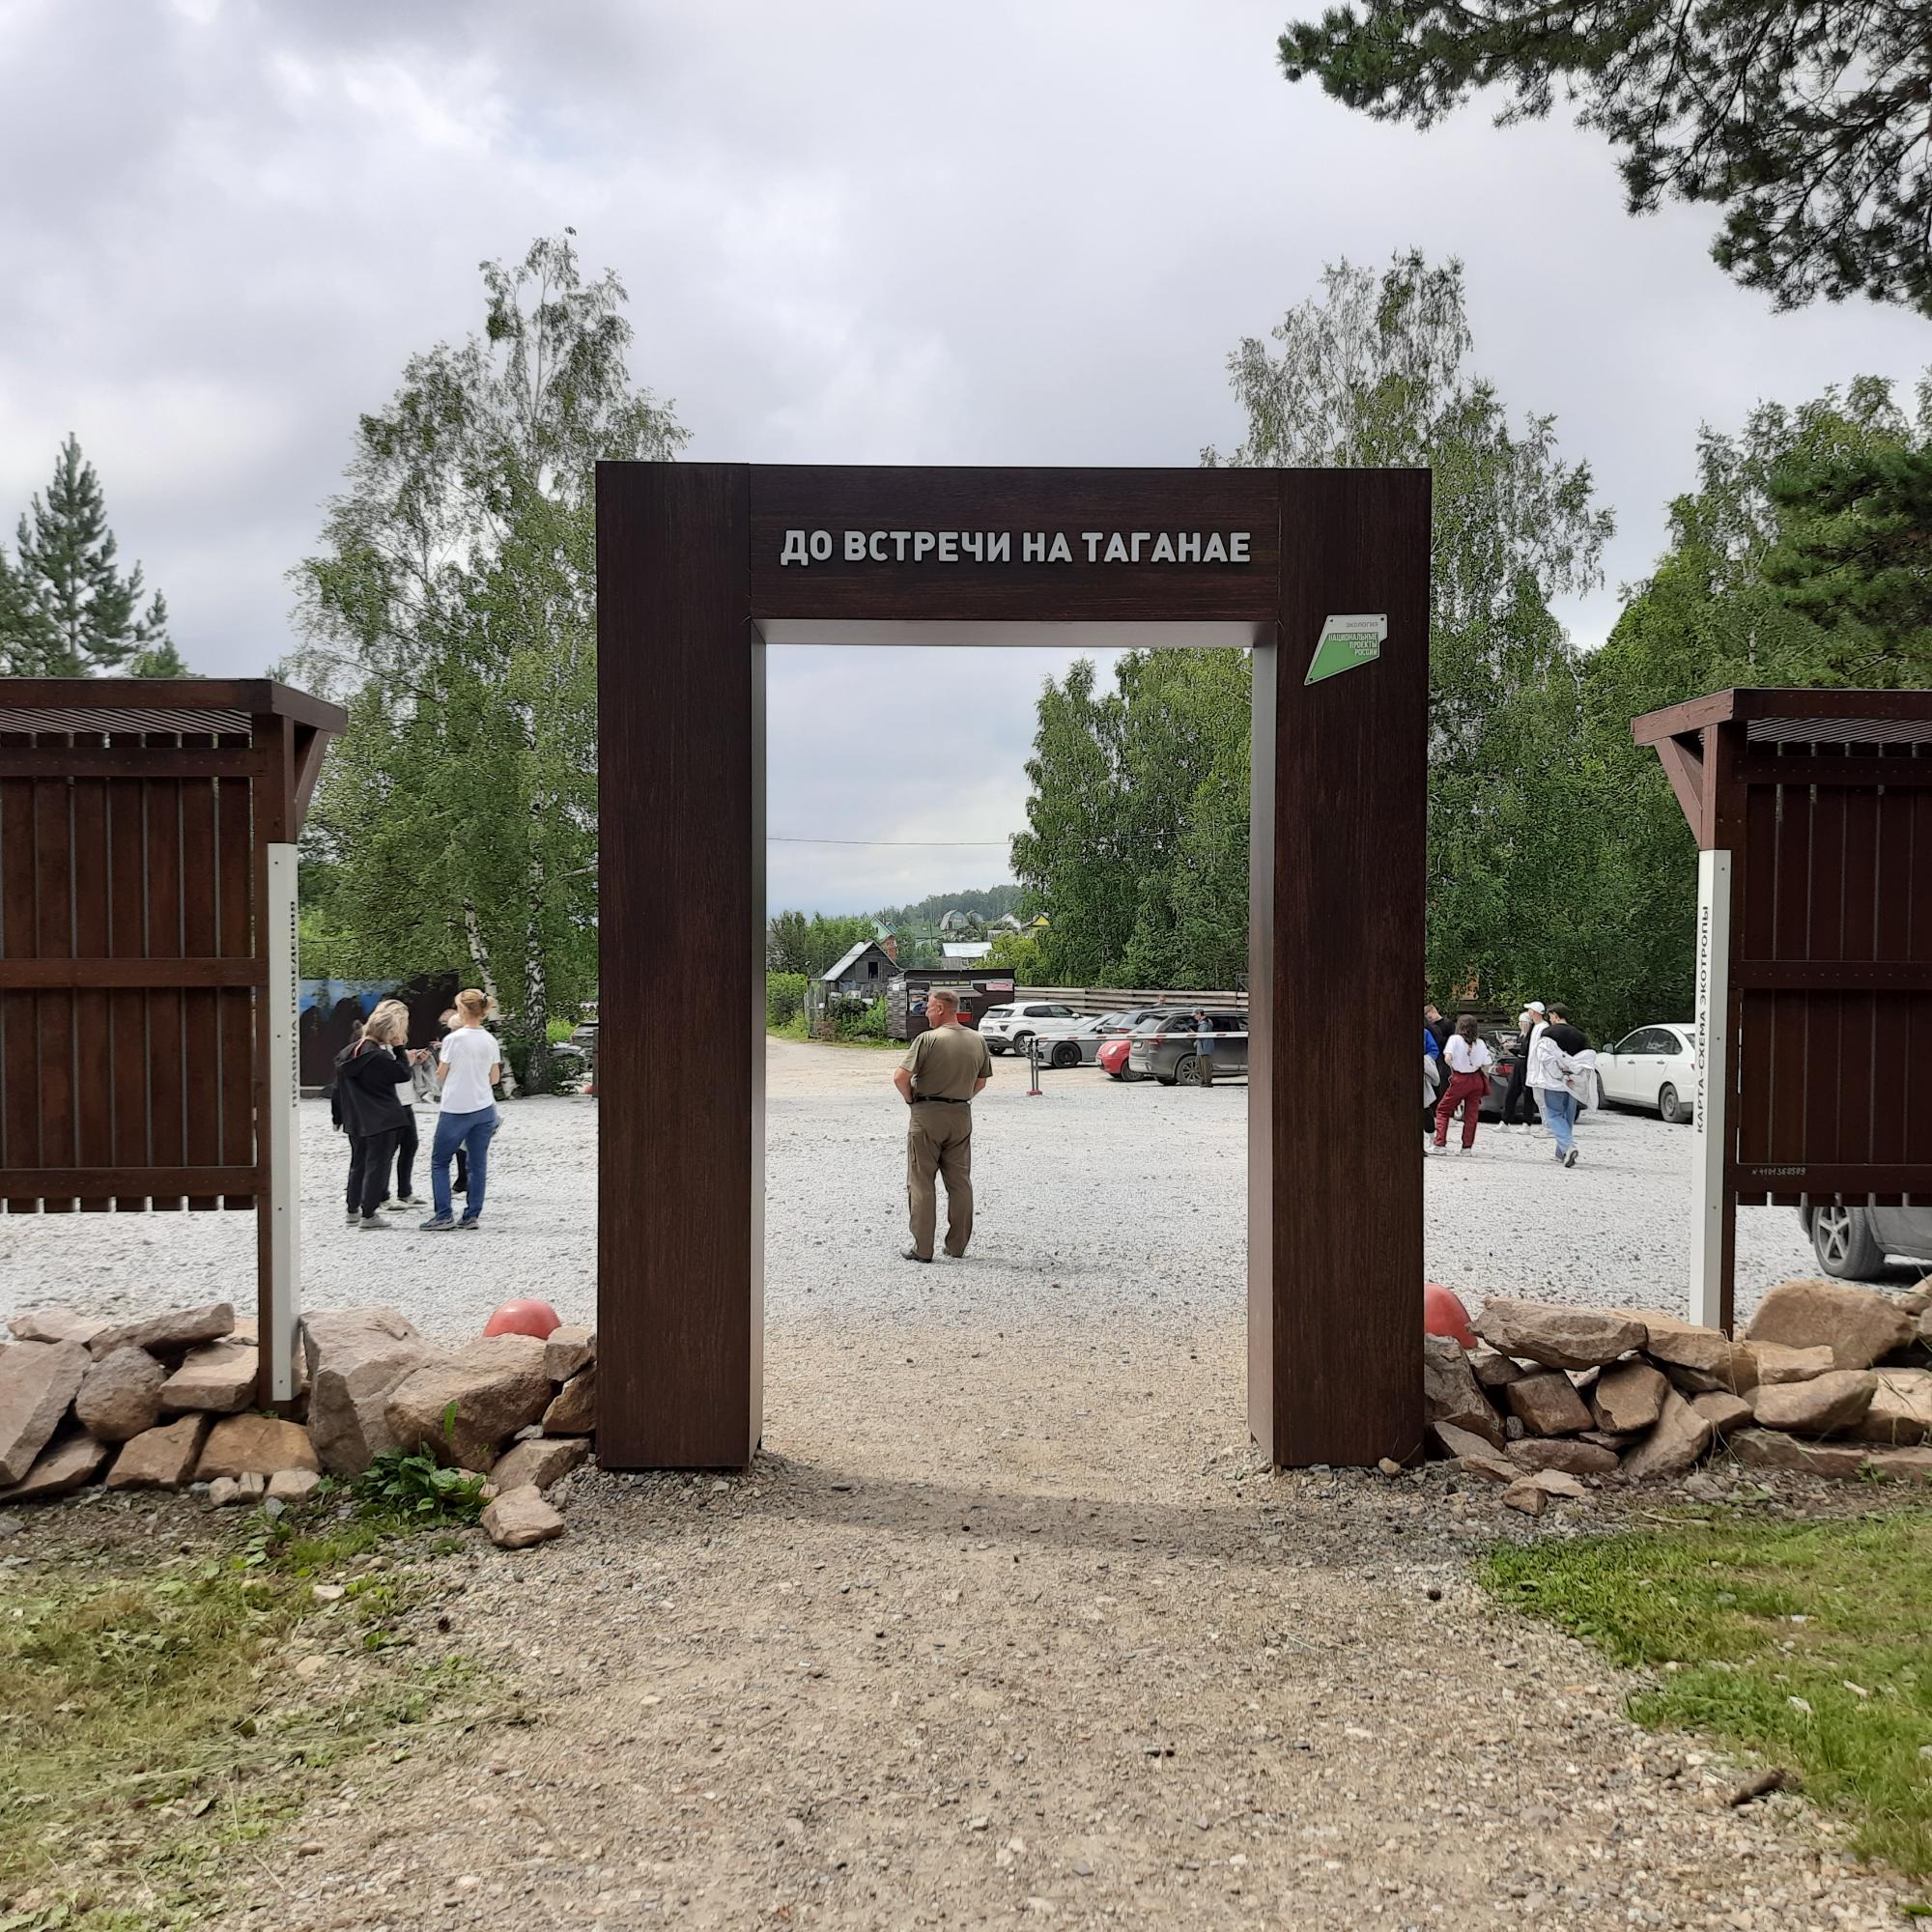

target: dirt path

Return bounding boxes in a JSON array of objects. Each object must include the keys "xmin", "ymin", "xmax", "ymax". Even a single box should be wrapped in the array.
[{"xmin": 229, "ymin": 1314, "xmax": 1908, "ymax": 1932}]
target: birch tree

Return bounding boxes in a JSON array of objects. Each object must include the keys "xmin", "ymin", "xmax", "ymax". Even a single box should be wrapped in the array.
[{"xmin": 293, "ymin": 231, "xmax": 686, "ymax": 1087}]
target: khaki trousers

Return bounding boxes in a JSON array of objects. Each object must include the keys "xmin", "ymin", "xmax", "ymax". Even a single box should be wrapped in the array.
[{"xmin": 906, "ymin": 1101, "xmax": 974, "ymax": 1260}]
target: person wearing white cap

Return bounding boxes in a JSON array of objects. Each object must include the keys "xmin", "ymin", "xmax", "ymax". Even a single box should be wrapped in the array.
[{"xmin": 1502, "ymin": 1003, "xmax": 1547, "ymax": 1132}]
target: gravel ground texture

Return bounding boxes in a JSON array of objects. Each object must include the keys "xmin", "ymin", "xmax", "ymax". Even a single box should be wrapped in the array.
[
  {"xmin": 8, "ymin": 1041, "xmax": 1920, "ymax": 1928},
  {"xmin": 200, "ymin": 1328, "xmax": 1913, "ymax": 1932},
  {"xmin": 0, "ymin": 1037, "xmax": 1832, "ymax": 1342}
]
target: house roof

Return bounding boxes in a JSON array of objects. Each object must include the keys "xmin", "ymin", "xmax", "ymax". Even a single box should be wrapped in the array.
[
  {"xmin": 942, "ymin": 942, "xmax": 993, "ymax": 961},
  {"xmin": 816, "ymin": 939, "xmax": 889, "ymax": 982}
]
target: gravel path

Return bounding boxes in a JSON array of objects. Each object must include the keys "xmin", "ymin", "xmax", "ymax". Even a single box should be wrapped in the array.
[
  {"xmin": 9, "ymin": 1042, "xmax": 1916, "ymax": 1928},
  {"xmin": 1, "ymin": 1038, "xmax": 1827, "ymax": 1342},
  {"xmin": 211, "ymin": 1322, "xmax": 1910, "ymax": 1932}
]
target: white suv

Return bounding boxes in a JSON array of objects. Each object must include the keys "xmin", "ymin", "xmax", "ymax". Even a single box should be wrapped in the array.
[{"xmin": 978, "ymin": 1002, "xmax": 1078, "ymax": 1054}]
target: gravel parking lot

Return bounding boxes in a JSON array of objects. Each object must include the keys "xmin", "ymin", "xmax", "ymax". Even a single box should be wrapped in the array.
[{"xmin": 1, "ymin": 1037, "xmax": 1828, "ymax": 1341}]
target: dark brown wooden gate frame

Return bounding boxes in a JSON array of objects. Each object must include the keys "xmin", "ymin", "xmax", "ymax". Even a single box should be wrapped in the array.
[
  {"xmin": 0, "ymin": 680, "xmax": 346, "ymax": 1401},
  {"xmin": 1634, "ymin": 686, "xmax": 1932, "ymax": 1332},
  {"xmin": 597, "ymin": 463, "xmax": 1431, "ymax": 1469}
]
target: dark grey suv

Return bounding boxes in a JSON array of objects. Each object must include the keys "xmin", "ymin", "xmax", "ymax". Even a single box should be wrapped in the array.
[
  {"xmin": 1126, "ymin": 1009, "xmax": 1248, "ymax": 1086},
  {"xmin": 1799, "ymin": 1203, "xmax": 1932, "ymax": 1281}
]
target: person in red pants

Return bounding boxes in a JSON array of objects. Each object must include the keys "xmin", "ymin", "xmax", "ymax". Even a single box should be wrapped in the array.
[{"xmin": 1433, "ymin": 1012, "xmax": 1494, "ymax": 1154}]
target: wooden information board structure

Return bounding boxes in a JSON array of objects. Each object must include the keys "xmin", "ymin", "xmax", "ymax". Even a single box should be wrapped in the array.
[
  {"xmin": 597, "ymin": 462, "xmax": 1432, "ymax": 1470},
  {"xmin": 1634, "ymin": 687, "xmax": 1932, "ymax": 1331},
  {"xmin": 0, "ymin": 680, "xmax": 346, "ymax": 1400}
]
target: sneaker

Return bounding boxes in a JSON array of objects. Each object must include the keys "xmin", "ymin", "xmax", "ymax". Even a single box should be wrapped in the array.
[
  {"xmin": 418, "ymin": 1214, "xmax": 458, "ymax": 1233},
  {"xmin": 1429, "ymin": 1143, "xmax": 1446, "ymax": 1155},
  {"xmin": 356, "ymin": 1214, "xmax": 389, "ymax": 1231},
  {"xmin": 900, "ymin": 1244, "xmax": 932, "ymax": 1264},
  {"xmin": 1563, "ymin": 1147, "xmax": 1579, "ymax": 1168},
  {"xmin": 384, "ymin": 1194, "xmax": 426, "ymax": 1210},
  {"xmin": 456, "ymin": 1217, "xmax": 481, "ymax": 1231},
  {"xmin": 345, "ymin": 1209, "xmax": 360, "ymax": 1225}
]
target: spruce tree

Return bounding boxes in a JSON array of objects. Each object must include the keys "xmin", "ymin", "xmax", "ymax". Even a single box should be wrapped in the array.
[
  {"xmin": 6, "ymin": 434, "xmax": 175, "ymax": 674},
  {"xmin": 0, "ymin": 544, "xmax": 54, "ymax": 674}
]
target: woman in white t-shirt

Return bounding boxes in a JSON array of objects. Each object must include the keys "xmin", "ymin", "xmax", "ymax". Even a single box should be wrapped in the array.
[
  {"xmin": 1431, "ymin": 1013, "xmax": 1494, "ymax": 1154},
  {"xmin": 421, "ymin": 988, "xmax": 502, "ymax": 1231}
]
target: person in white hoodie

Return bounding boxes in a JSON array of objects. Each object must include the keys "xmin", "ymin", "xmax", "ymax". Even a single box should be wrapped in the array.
[{"xmin": 1528, "ymin": 1008, "xmax": 1597, "ymax": 1169}]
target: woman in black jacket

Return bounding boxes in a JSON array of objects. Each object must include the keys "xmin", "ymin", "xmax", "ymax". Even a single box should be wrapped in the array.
[{"xmin": 334, "ymin": 1008, "xmax": 422, "ymax": 1230}]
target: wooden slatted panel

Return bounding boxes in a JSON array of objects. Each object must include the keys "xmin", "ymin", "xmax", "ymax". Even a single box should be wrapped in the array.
[
  {"xmin": 179, "ymin": 751, "xmax": 220, "ymax": 1208},
  {"xmin": 0, "ymin": 751, "xmax": 38, "ymax": 1200},
  {"xmin": 1803, "ymin": 755, "xmax": 1846, "ymax": 1165},
  {"xmin": 71, "ymin": 774, "xmax": 114, "ymax": 1209},
  {"xmin": 34, "ymin": 773, "xmax": 74, "ymax": 1210},
  {"xmin": 1912, "ymin": 780, "xmax": 1932, "ymax": 1173},
  {"xmin": 144, "ymin": 768, "xmax": 185, "ymax": 1209},
  {"xmin": 1767, "ymin": 763, "xmax": 1812, "ymax": 1168},
  {"xmin": 215, "ymin": 761, "xmax": 256, "ymax": 1208},
  {"xmin": 106, "ymin": 752, "xmax": 152, "ymax": 1202},
  {"xmin": 1732, "ymin": 741, "xmax": 1932, "ymax": 1207},
  {"xmin": 1836, "ymin": 751, "xmax": 1880, "ymax": 1178}
]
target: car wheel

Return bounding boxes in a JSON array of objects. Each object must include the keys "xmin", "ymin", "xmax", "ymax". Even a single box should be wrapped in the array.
[
  {"xmin": 1012, "ymin": 1032, "xmax": 1034, "ymax": 1052},
  {"xmin": 1050, "ymin": 1041, "xmax": 1080, "ymax": 1069},
  {"xmin": 1810, "ymin": 1204, "xmax": 1886, "ymax": 1280},
  {"xmin": 1174, "ymin": 1054, "xmax": 1204, "ymax": 1086},
  {"xmin": 1658, "ymin": 1082, "xmax": 1687, "ymax": 1124}
]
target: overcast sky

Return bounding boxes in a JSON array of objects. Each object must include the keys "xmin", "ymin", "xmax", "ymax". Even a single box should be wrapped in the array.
[{"xmin": 3, "ymin": 1, "xmax": 1925, "ymax": 916}]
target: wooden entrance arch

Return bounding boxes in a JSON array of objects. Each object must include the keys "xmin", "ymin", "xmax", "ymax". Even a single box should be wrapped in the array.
[{"xmin": 596, "ymin": 464, "xmax": 1430, "ymax": 1469}]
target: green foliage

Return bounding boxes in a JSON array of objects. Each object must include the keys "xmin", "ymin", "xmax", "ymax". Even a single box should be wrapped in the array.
[
  {"xmin": 987, "ymin": 928, "xmax": 1042, "ymax": 980},
  {"xmin": 1766, "ymin": 375, "xmax": 1932, "ymax": 655},
  {"xmin": 355, "ymin": 1448, "xmax": 486, "ymax": 1522},
  {"xmin": 832, "ymin": 995, "xmax": 891, "ymax": 1042},
  {"xmin": 764, "ymin": 911, "xmax": 877, "ymax": 977},
  {"xmin": 1484, "ymin": 1509, "xmax": 1932, "ymax": 1877},
  {"xmin": 1277, "ymin": 3, "xmax": 1932, "ymax": 317},
  {"xmin": 766, "ymin": 971, "xmax": 809, "ymax": 1029},
  {"xmin": 293, "ymin": 230, "xmax": 686, "ymax": 1091},
  {"xmin": 0, "ymin": 435, "xmax": 182, "ymax": 676},
  {"xmin": 1009, "ymin": 652, "xmax": 1253, "ymax": 988},
  {"xmin": 1566, "ymin": 371, "xmax": 1932, "ymax": 1037},
  {"xmin": 1016, "ymin": 252, "xmax": 1608, "ymax": 1003}
]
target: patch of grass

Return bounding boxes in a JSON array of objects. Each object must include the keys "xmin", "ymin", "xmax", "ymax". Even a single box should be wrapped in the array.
[
  {"xmin": 1482, "ymin": 1508, "xmax": 1932, "ymax": 1878},
  {"xmin": 0, "ymin": 1485, "xmax": 501, "ymax": 1930},
  {"xmin": 764, "ymin": 1019, "xmax": 901, "ymax": 1050}
]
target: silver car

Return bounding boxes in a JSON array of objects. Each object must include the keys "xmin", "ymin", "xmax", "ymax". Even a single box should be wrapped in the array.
[
  {"xmin": 1799, "ymin": 1203, "xmax": 1932, "ymax": 1281},
  {"xmin": 1026, "ymin": 1015, "xmax": 1109, "ymax": 1069}
]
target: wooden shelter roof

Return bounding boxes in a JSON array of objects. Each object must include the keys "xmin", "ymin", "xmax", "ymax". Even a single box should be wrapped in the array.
[{"xmin": 1633, "ymin": 686, "xmax": 1932, "ymax": 747}]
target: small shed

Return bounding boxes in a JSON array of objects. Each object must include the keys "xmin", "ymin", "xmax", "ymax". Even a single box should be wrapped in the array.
[
  {"xmin": 1633, "ymin": 686, "xmax": 1932, "ymax": 1330},
  {"xmin": 815, "ymin": 939, "xmax": 897, "ymax": 1000}
]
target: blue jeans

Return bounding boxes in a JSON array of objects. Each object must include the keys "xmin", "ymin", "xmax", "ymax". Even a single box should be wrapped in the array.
[
  {"xmin": 433, "ymin": 1106, "xmax": 498, "ymax": 1221},
  {"xmin": 1542, "ymin": 1088, "xmax": 1578, "ymax": 1155}
]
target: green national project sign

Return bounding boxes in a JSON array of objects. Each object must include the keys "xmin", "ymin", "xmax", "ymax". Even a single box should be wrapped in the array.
[{"xmin": 1305, "ymin": 612, "xmax": 1387, "ymax": 686}]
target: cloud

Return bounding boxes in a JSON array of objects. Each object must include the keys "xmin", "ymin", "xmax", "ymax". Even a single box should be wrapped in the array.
[{"xmin": 2, "ymin": 0, "xmax": 1925, "ymax": 910}]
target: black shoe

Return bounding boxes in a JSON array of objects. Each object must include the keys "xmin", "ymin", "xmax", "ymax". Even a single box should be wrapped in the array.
[{"xmin": 900, "ymin": 1244, "xmax": 931, "ymax": 1264}]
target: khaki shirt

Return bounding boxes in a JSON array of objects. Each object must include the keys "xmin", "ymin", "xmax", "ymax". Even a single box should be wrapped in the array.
[{"xmin": 899, "ymin": 1023, "xmax": 992, "ymax": 1102}]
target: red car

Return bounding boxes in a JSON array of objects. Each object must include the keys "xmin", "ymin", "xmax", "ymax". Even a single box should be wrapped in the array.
[{"xmin": 1099, "ymin": 1036, "xmax": 1137, "ymax": 1082}]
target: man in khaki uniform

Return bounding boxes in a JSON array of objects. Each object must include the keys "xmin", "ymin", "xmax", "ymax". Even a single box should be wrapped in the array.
[{"xmin": 893, "ymin": 987, "xmax": 991, "ymax": 1262}]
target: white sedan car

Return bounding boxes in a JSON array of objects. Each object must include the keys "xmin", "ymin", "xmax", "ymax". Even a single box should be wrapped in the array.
[{"xmin": 1597, "ymin": 1023, "xmax": 1696, "ymax": 1123}]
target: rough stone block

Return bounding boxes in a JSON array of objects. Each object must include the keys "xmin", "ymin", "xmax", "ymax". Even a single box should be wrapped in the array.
[{"xmin": 0, "ymin": 1339, "xmax": 90, "ymax": 1486}]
